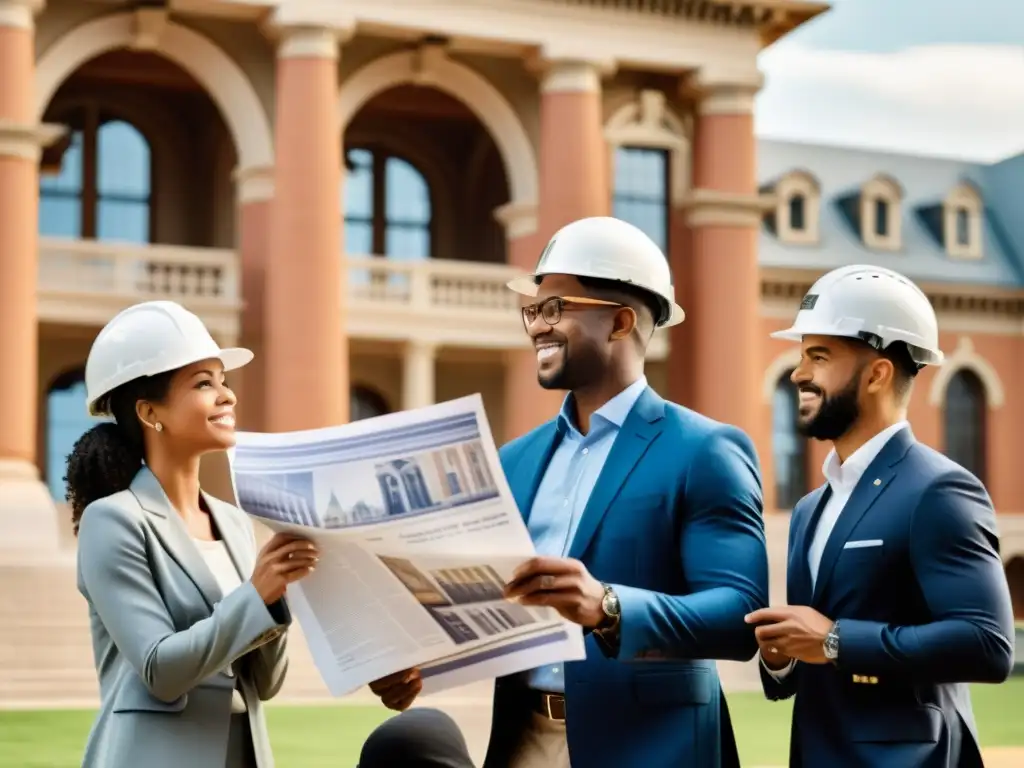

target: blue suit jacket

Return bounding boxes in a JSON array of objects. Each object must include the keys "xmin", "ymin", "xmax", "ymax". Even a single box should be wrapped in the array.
[
  {"xmin": 760, "ymin": 427, "xmax": 1015, "ymax": 768},
  {"xmin": 483, "ymin": 387, "xmax": 769, "ymax": 768}
]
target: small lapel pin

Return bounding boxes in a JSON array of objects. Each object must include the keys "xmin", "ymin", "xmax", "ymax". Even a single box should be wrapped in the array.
[{"xmin": 873, "ymin": 478, "xmax": 881, "ymax": 486}]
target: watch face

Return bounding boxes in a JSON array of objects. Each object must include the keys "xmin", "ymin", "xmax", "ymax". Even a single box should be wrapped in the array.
[{"xmin": 602, "ymin": 590, "xmax": 620, "ymax": 617}]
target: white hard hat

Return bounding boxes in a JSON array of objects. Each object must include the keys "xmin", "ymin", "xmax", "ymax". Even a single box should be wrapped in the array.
[
  {"xmin": 506, "ymin": 216, "xmax": 684, "ymax": 327},
  {"xmin": 85, "ymin": 300, "xmax": 253, "ymax": 416},
  {"xmin": 770, "ymin": 264, "xmax": 943, "ymax": 366}
]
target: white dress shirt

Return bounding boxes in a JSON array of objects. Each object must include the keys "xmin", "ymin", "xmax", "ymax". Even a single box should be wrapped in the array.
[{"xmin": 761, "ymin": 421, "xmax": 909, "ymax": 679}]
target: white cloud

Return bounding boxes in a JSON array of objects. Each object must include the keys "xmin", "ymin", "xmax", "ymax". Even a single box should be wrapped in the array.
[{"xmin": 755, "ymin": 44, "xmax": 1024, "ymax": 161}]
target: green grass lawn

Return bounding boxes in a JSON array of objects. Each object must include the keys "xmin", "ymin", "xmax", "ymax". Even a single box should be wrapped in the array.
[{"xmin": 1, "ymin": 679, "xmax": 1021, "ymax": 767}]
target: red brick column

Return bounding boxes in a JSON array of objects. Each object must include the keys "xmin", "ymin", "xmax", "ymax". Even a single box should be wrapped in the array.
[
  {"xmin": 502, "ymin": 60, "xmax": 610, "ymax": 440},
  {"xmin": 264, "ymin": 26, "xmax": 347, "ymax": 431},
  {"xmin": 0, "ymin": 0, "xmax": 65, "ymax": 553}
]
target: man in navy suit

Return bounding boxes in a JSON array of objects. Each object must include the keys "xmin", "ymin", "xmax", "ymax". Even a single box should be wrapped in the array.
[
  {"xmin": 746, "ymin": 265, "xmax": 1015, "ymax": 768},
  {"xmin": 474, "ymin": 216, "xmax": 767, "ymax": 768}
]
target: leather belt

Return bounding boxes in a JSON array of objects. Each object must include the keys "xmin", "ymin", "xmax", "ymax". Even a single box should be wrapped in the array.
[{"xmin": 529, "ymin": 690, "xmax": 566, "ymax": 721}]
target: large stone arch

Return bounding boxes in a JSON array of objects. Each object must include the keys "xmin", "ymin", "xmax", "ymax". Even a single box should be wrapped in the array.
[
  {"xmin": 338, "ymin": 49, "xmax": 538, "ymax": 212},
  {"xmin": 35, "ymin": 12, "xmax": 274, "ymax": 173},
  {"xmin": 762, "ymin": 347, "xmax": 801, "ymax": 403},
  {"xmin": 928, "ymin": 336, "xmax": 1005, "ymax": 409}
]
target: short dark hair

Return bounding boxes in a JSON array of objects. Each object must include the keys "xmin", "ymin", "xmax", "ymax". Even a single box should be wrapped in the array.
[
  {"xmin": 558, "ymin": 275, "xmax": 666, "ymax": 326},
  {"xmin": 852, "ymin": 337, "xmax": 917, "ymax": 401}
]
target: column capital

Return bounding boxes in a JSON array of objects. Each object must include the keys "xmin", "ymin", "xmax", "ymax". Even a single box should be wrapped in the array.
[
  {"xmin": 680, "ymin": 189, "xmax": 776, "ymax": 228},
  {"xmin": 493, "ymin": 201, "xmax": 538, "ymax": 240},
  {"xmin": 531, "ymin": 56, "xmax": 615, "ymax": 94},
  {"xmin": 0, "ymin": 119, "xmax": 65, "ymax": 162},
  {"xmin": 233, "ymin": 164, "xmax": 275, "ymax": 204},
  {"xmin": 684, "ymin": 68, "xmax": 765, "ymax": 116},
  {"xmin": 262, "ymin": 6, "xmax": 354, "ymax": 61},
  {"xmin": 0, "ymin": 0, "xmax": 44, "ymax": 31}
]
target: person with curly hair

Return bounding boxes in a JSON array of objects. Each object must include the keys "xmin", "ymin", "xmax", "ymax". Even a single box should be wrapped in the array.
[{"xmin": 68, "ymin": 300, "xmax": 319, "ymax": 768}]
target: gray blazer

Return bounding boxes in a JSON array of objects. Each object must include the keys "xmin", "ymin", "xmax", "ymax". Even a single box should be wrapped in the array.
[{"xmin": 76, "ymin": 467, "xmax": 290, "ymax": 768}]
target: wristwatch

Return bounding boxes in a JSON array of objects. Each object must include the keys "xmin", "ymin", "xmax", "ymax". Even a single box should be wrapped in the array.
[
  {"xmin": 823, "ymin": 620, "xmax": 840, "ymax": 663},
  {"xmin": 597, "ymin": 583, "xmax": 621, "ymax": 632}
]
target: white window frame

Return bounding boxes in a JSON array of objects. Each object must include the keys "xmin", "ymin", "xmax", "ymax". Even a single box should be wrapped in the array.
[
  {"xmin": 773, "ymin": 170, "xmax": 820, "ymax": 245},
  {"xmin": 860, "ymin": 174, "xmax": 902, "ymax": 252},
  {"xmin": 943, "ymin": 182, "xmax": 984, "ymax": 260}
]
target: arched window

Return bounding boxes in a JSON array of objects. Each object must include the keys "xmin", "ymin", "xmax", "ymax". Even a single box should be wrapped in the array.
[
  {"xmin": 40, "ymin": 108, "xmax": 152, "ymax": 243},
  {"xmin": 772, "ymin": 370, "xmax": 807, "ymax": 510},
  {"xmin": 944, "ymin": 369, "xmax": 987, "ymax": 482},
  {"xmin": 343, "ymin": 148, "xmax": 432, "ymax": 260},
  {"xmin": 46, "ymin": 369, "xmax": 108, "ymax": 501},
  {"xmin": 612, "ymin": 146, "xmax": 669, "ymax": 252},
  {"xmin": 351, "ymin": 385, "xmax": 391, "ymax": 422}
]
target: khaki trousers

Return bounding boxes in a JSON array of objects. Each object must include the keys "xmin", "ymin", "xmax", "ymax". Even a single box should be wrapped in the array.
[{"xmin": 508, "ymin": 713, "xmax": 571, "ymax": 768}]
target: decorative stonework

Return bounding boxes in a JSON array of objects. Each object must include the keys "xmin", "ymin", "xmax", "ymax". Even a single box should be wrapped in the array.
[
  {"xmin": 767, "ymin": 170, "xmax": 820, "ymax": 245},
  {"xmin": 943, "ymin": 182, "xmax": 984, "ymax": 260},
  {"xmin": 928, "ymin": 336, "xmax": 1005, "ymax": 410},
  {"xmin": 128, "ymin": 7, "xmax": 168, "ymax": 52},
  {"xmin": 493, "ymin": 202, "xmax": 539, "ymax": 241},
  {"xmin": 0, "ymin": 119, "xmax": 65, "ymax": 162},
  {"xmin": 233, "ymin": 165, "xmax": 274, "ymax": 204},
  {"xmin": 682, "ymin": 188, "xmax": 777, "ymax": 228},
  {"xmin": 605, "ymin": 89, "xmax": 691, "ymax": 205},
  {"xmin": 860, "ymin": 174, "xmax": 903, "ymax": 252},
  {"xmin": 0, "ymin": 0, "xmax": 43, "ymax": 31},
  {"xmin": 338, "ymin": 47, "xmax": 539, "ymax": 217},
  {"xmin": 761, "ymin": 268, "xmax": 1024, "ymax": 336},
  {"xmin": 35, "ymin": 13, "xmax": 275, "ymax": 172}
]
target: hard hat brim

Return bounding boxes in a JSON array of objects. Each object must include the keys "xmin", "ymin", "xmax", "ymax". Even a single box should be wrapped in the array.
[
  {"xmin": 86, "ymin": 346, "xmax": 255, "ymax": 417},
  {"xmin": 507, "ymin": 274, "xmax": 685, "ymax": 328}
]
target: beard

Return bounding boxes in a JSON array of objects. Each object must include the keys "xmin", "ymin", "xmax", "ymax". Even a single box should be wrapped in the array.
[
  {"xmin": 536, "ymin": 338, "xmax": 604, "ymax": 392},
  {"xmin": 797, "ymin": 367, "xmax": 863, "ymax": 441}
]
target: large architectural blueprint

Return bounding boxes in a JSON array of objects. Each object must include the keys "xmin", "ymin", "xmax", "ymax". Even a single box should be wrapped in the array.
[{"xmin": 228, "ymin": 395, "xmax": 586, "ymax": 696}]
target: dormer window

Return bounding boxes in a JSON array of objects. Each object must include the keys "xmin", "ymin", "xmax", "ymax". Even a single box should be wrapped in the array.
[
  {"xmin": 943, "ymin": 183, "xmax": 983, "ymax": 259},
  {"xmin": 771, "ymin": 171, "xmax": 820, "ymax": 244},
  {"xmin": 860, "ymin": 175, "xmax": 902, "ymax": 251}
]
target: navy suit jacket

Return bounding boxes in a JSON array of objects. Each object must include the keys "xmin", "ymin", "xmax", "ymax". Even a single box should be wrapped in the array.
[
  {"xmin": 760, "ymin": 427, "xmax": 1015, "ymax": 768},
  {"xmin": 482, "ymin": 387, "xmax": 769, "ymax": 768}
]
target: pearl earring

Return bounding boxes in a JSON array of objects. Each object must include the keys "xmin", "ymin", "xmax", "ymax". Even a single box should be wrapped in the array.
[{"xmin": 155, "ymin": 422, "xmax": 163, "ymax": 432}]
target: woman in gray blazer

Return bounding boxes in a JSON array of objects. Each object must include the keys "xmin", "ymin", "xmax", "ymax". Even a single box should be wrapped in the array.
[{"xmin": 67, "ymin": 300, "xmax": 319, "ymax": 768}]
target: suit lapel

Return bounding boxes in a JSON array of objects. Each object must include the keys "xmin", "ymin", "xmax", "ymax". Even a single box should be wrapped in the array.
[
  {"xmin": 204, "ymin": 492, "xmax": 255, "ymax": 580},
  {"xmin": 510, "ymin": 423, "xmax": 563, "ymax": 526},
  {"xmin": 568, "ymin": 388, "xmax": 665, "ymax": 561},
  {"xmin": 131, "ymin": 467, "xmax": 223, "ymax": 610},
  {"xmin": 790, "ymin": 486, "xmax": 830, "ymax": 606},
  {"xmin": 811, "ymin": 428, "xmax": 915, "ymax": 605}
]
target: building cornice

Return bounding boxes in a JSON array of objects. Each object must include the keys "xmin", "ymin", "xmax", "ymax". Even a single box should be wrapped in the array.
[{"xmin": 762, "ymin": 266, "xmax": 1024, "ymax": 329}]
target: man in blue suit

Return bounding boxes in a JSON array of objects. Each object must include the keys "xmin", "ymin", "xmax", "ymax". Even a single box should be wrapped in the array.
[
  {"xmin": 472, "ymin": 216, "xmax": 768, "ymax": 768},
  {"xmin": 746, "ymin": 265, "xmax": 1015, "ymax": 768}
]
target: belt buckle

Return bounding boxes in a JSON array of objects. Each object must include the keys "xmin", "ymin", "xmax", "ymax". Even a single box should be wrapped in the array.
[{"xmin": 543, "ymin": 693, "xmax": 566, "ymax": 722}]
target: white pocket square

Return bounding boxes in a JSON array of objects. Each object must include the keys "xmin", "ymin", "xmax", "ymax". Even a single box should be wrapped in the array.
[{"xmin": 843, "ymin": 539, "xmax": 883, "ymax": 550}]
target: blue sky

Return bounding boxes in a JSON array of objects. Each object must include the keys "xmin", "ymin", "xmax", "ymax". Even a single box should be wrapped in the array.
[{"xmin": 756, "ymin": 0, "xmax": 1024, "ymax": 162}]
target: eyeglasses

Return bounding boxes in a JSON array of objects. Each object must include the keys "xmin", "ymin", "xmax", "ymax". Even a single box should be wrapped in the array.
[{"xmin": 520, "ymin": 295, "xmax": 623, "ymax": 329}]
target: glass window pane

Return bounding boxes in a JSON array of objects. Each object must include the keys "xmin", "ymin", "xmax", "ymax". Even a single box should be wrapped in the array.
[
  {"xmin": 39, "ymin": 195, "xmax": 82, "ymax": 238},
  {"xmin": 613, "ymin": 146, "xmax": 668, "ymax": 251},
  {"xmin": 345, "ymin": 220, "xmax": 373, "ymax": 255},
  {"xmin": 97, "ymin": 199, "xmax": 150, "ymax": 243},
  {"xmin": 956, "ymin": 208, "xmax": 970, "ymax": 246},
  {"xmin": 385, "ymin": 225, "xmax": 430, "ymax": 261},
  {"xmin": 344, "ymin": 148, "xmax": 374, "ymax": 219},
  {"xmin": 47, "ymin": 379, "xmax": 108, "ymax": 501},
  {"xmin": 385, "ymin": 157, "xmax": 430, "ymax": 224},
  {"xmin": 874, "ymin": 199, "xmax": 889, "ymax": 237},
  {"xmin": 789, "ymin": 195, "xmax": 806, "ymax": 231},
  {"xmin": 97, "ymin": 121, "xmax": 151, "ymax": 197},
  {"xmin": 944, "ymin": 371, "xmax": 986, "ymax": 482},
  {"xmin": 772, "ymin": 372, "xmax": 807, "ymax": 510},
  {"xmin": 41, "ymin": 130, "xmax": 84, "ymax": 194}
]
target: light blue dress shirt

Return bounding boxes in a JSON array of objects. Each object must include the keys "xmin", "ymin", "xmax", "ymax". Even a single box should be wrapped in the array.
[{"xmin": 524, "ymin": 375, "xmax": 649, "ymax": 693}]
